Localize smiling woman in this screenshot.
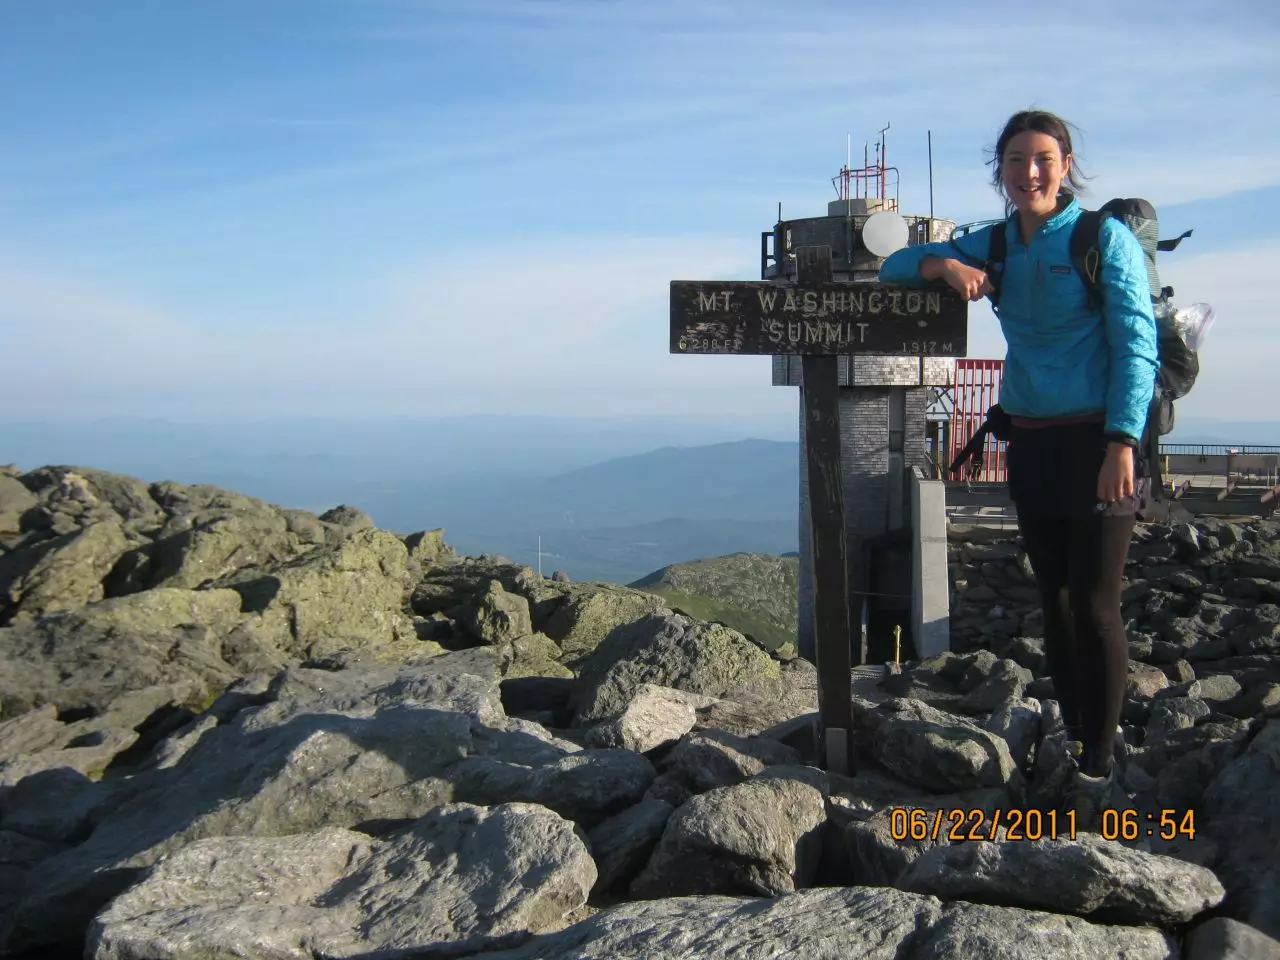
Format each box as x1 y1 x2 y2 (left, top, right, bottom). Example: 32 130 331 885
878 108 1160 830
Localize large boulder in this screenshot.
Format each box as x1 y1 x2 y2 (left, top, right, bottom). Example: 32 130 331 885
86 803 596 960
573 612 788 726
0 520 132 622
0 588 247 720
1202 718 1280 939
464 886 1176 959
211 528 417 660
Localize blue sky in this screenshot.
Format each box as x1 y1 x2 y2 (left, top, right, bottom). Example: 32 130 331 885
1 0 1277 423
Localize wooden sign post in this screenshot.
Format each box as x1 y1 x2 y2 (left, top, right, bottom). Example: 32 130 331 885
670 246 967 774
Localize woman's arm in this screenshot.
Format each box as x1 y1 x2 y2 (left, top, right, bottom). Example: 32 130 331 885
878 223 996 287
1098 218 1160 443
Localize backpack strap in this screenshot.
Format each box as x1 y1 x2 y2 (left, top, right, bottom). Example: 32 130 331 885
1157 228 1193 252
948 405 1012 480
1069 209 1108 313
982 217 1011 312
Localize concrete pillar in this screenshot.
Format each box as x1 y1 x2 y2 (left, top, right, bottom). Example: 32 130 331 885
910 467 951 658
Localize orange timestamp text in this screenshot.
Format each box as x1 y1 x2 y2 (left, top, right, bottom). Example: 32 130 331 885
889 806 1196 844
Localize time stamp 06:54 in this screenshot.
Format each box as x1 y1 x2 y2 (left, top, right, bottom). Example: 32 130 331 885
890 806 1197 843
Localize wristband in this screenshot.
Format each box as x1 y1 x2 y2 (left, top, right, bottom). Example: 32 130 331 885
1103 433 1138 449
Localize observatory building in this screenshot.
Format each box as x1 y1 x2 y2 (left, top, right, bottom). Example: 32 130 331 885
765 128 954 665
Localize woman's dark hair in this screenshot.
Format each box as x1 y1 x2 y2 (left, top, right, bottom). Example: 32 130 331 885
987 109 1089 214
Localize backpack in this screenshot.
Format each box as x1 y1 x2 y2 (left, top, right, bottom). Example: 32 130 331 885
951 199 1195 513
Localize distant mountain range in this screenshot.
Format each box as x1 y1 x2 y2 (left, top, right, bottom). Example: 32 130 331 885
3 412 1275 584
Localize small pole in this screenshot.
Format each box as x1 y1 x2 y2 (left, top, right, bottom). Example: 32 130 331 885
537 536 543 578
894 624 902 665
928 130 935 221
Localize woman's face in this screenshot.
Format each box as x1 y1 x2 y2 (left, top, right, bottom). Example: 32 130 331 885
1001 130 1071 218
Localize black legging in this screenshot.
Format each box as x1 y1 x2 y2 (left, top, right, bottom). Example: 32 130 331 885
1017 511 1134 777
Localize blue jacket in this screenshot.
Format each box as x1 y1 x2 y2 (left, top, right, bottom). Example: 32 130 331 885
878 196 1159 441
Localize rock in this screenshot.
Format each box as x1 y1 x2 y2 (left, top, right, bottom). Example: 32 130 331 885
0 520 132 622
0 588 246 720
843 786 1009 887
1202 719 1280 940
1184 917 1280 960
470 886 1175 960
463 580 534 645
141 513 305 592
656 728 802 795
0 476 38 536
629 767 827 899
506 632 573 680
584 684 719 754
984 697 1041 770
572 612 786 726
317 504 374 530
544 586 668 666
212 528 416 660
86 802 595 960
586 795 674 897
1146 696 1212 744
403 527 454 565
899 833 1225 926
1128 661 1172 700
850 697 1018 793
958 659 1029 713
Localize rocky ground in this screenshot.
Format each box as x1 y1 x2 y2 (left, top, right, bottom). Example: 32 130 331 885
0 463 1278 959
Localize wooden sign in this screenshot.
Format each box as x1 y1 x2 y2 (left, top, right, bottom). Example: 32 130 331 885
670 280 968 356
670 246 970 776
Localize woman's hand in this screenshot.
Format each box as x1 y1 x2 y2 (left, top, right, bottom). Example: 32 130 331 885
921 257 994 301
1097 443 1135 503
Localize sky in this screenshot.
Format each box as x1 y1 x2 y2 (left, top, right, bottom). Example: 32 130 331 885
1 0 1278 425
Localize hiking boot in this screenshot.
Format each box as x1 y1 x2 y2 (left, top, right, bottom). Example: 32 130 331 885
1069 764 1127 835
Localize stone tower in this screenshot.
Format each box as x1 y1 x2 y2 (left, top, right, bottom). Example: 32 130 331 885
765 162 955 664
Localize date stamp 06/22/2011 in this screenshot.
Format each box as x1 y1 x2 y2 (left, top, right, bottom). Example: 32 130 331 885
889 807 1197 844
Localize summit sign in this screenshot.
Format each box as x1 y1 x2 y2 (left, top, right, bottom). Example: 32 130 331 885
670 279 968 356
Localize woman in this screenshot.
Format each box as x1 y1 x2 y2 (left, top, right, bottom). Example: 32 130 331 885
879 110 1158 813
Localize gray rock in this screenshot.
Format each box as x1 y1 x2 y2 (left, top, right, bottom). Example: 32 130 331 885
657 728 802 795
983 697 1041 770
143 513 305 591
1185 917 1280 960
0 588 246 720
1128 661 1173 699
0 520 132 622
0 476 38 536
86 802 595 960
630 767 827 899
212 527 417 660
851 697 1018 793
1146 696 1213 744
958 659 1029 713
573 612 787 726
586 796 674 896
899 833 1225 926
403 528 455 566
464 579 535 646
1202 718 1280 940
469 886 1176 960
583 683 718 754
843 787 1009 887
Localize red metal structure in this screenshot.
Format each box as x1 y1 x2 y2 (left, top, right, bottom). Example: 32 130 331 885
831 123 900 212
949 359 1007 483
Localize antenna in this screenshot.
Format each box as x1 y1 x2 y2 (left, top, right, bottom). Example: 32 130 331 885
928 129 935 221
879 122 891 203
